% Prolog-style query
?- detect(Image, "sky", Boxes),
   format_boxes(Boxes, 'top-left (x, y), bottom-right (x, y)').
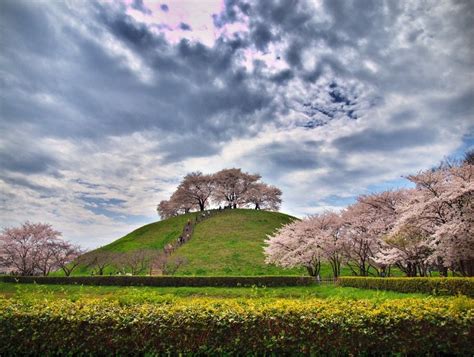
top-left (0, 0), bottom-right (473, 249)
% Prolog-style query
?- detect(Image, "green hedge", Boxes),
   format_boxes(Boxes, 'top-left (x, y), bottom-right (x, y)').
top-left (0, 275), bottom-right (315, 287)
top-left (0, 297), bottom-right (472, 355)
top-left (337, 277), bottom-right (474, 297)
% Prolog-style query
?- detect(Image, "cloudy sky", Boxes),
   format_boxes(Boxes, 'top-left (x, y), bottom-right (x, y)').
top-left (1, 0), bottom-right (473, 249)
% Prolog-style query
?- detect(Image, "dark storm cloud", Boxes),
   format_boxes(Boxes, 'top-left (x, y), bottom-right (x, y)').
top-left (179, 22), bottom-right (192, 31)
top-left (251, 24), bottom-right (273, 51)
top-left (284, 41), bottom-right (303, 69)
top-left (100, 11), bottom-right (159, 48)
top-left (271, 69), bottom-right (294, 84)
top-left (1, 0), bottom-right (473, 240)
top-left (131, 0), bottom-right (151, 15)
top-left (0, 175), bottom-right (56, 195)
top-left (245, 140), bottom-right (323, 173)
top-left (333, 127), bottom-right (439, 153)
top-left (2, 0), bottom-right (469, 179)
top-left (0, 149), bottom-right (57, 175)
top-left (0, 0), bottom-right (279, 169)
top-left (158, 135), bottom-right (222, 163)
top-left (0, 0), bottom-right (59, 56)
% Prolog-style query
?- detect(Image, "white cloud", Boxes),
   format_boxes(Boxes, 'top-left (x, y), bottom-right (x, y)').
top-left (0, 0), bottom-right (472, 248)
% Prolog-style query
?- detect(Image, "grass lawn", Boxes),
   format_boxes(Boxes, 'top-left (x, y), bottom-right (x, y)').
top-left (0, 282), bottom-right (434, 303)
top-left (170, 209), bottom-right (306, 276)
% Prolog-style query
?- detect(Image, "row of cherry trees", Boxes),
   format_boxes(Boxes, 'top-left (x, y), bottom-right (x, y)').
top-left (157, 168), bottom-right (282, 219)
top-left (76, 250), bottom-right (187, 276)
top-left (0, 222), bottom-right (185, 276)
top-left (0, 223), bottom-right (186, 276)
top-left (0, 222), bottom-right (84, 276)
top-left (265, 157), bottom-right (473, 277)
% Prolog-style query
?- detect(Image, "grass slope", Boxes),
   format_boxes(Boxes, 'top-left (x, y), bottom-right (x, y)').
top-left (170, 209), bottom-right (304, 276)
top-left (71, 209), bottom-right (356, 277)
top-left (69, 213), bottom-right (198, 275)
top-left (99, 213), bottom-right (198, 252)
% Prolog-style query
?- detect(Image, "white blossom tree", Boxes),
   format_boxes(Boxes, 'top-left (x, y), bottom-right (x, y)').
top-left (264, 212), bottom-right (344, 277)
top-left (177, 172), bottom-right (214, 211)
top-left (212, 168), bottom-right (260, 208)
top-left (374, 224), bottom-right (432, 276)
top-left (392, 163), bottom-right (473, 276)
top-left (242, 183), bottom-right (282, 210)
top-left (0, 222), bottom-right (83, 276)
top-left (341, 190), bottom-right (407, 276)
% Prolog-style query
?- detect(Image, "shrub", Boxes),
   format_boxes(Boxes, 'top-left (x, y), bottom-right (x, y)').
top-left (337, 277), bottom-right (474, 297)
top-left (0, 275), bottom-right (315, 287)
top-left (0, 296), bottom-right (472, 355)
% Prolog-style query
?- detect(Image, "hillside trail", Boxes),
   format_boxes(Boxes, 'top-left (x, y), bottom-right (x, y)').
top-left (150, 208), bottom-right (228, 275)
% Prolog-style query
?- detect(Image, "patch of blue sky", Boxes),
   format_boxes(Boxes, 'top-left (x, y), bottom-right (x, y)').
top-left (320, 195), bottom-right (356, 207)
top-left (365, 178), bottom-right (415, 194)
top-left (453, 135), bottom-right (474, 158)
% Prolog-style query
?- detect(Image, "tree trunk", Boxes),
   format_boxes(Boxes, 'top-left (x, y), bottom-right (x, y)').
top-left (330, 260), bottom-right (341, 278)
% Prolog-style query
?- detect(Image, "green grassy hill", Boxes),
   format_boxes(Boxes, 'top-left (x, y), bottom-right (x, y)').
top-left (72, 209), bottom-right (357, 277)
top-left (73, 209), bottom-right (309, 276)
top-left (170, 209), bottom-right (304, 276)
top-left (99, 213), bottom-right (199, 253)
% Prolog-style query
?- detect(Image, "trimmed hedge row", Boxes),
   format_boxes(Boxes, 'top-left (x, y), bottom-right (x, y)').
top-left (0, 297), bottom-right (472, 355)
top-left (337, 277), bottom-right (474, 297)
top-left (0, 275), bottom-right (315, 287)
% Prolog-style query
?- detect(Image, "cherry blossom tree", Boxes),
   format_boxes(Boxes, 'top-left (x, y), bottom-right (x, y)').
top-left (157, 188), bottom-right (196, 219)
top-left (341, 190), bottom-right (407, 276)
top-left (316, 212), bottom-right (345, 278)
top-left (157, 168), bottom-right (282, 217)
top-left (177, 172), bottom-right (214, 211)
top-left (265, 212), bottom-right (344, 277)
top-left (78, 251), bottom-right (115, 275)
top-left (243, 183), bottom-right (282, 210)
top-left (464, 149), bottom-right (474, 165)
top-left (212, 168), bottom-right (260, 208)
top-left (114, 249), bottom-right (158, 275)
top-left (0, 222), bottom-right (62, 276)
top-left (51, 241), bottom-right (84, 276)
top-left (157, 199), bottom-right (178, 219)
top-left (149, 253), bottom-right (188, 275)
top-left (374, 224), bottom-right (432, 276)
top-left (392, 162), bottom-right (474, 276)
top-left (264, 217), bottom-right (323, 276)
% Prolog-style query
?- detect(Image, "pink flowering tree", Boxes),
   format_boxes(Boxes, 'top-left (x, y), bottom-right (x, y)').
top-left (264, 212), bottom-right (344, 277)
top-left (374, 224), bottom-right (432, 276)
top-left (341, 190), bottom-right (407, 276)
top-left (242, 183), bottom-right (282, 210)
top-left (51, 241), bottom-right (84, 276)
top-left (158, 168), bottom-right (282, 217)
top-left (0, 222), bottom-right (82, 276)
top-left (212, 168), bottom-right (261, 209)
top-left (157, 188), bottom-right (197, 219)
top-left (392, 162), bottom-right (474, 276)
top-left (177, 172), bottom-right (215, 211)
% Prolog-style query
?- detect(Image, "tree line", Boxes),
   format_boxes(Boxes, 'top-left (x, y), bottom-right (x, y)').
top-left (265, 152), bottom-right (473, 278)
top-left (75, 250), bottom-right (187, 276)
top-left (157, 168), bottom-right (282, 219)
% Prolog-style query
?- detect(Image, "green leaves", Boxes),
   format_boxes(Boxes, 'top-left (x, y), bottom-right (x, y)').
top-left (0, 296), bottom-right (472, 355)
top-left (338, 277), bottom-right (474, 297)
